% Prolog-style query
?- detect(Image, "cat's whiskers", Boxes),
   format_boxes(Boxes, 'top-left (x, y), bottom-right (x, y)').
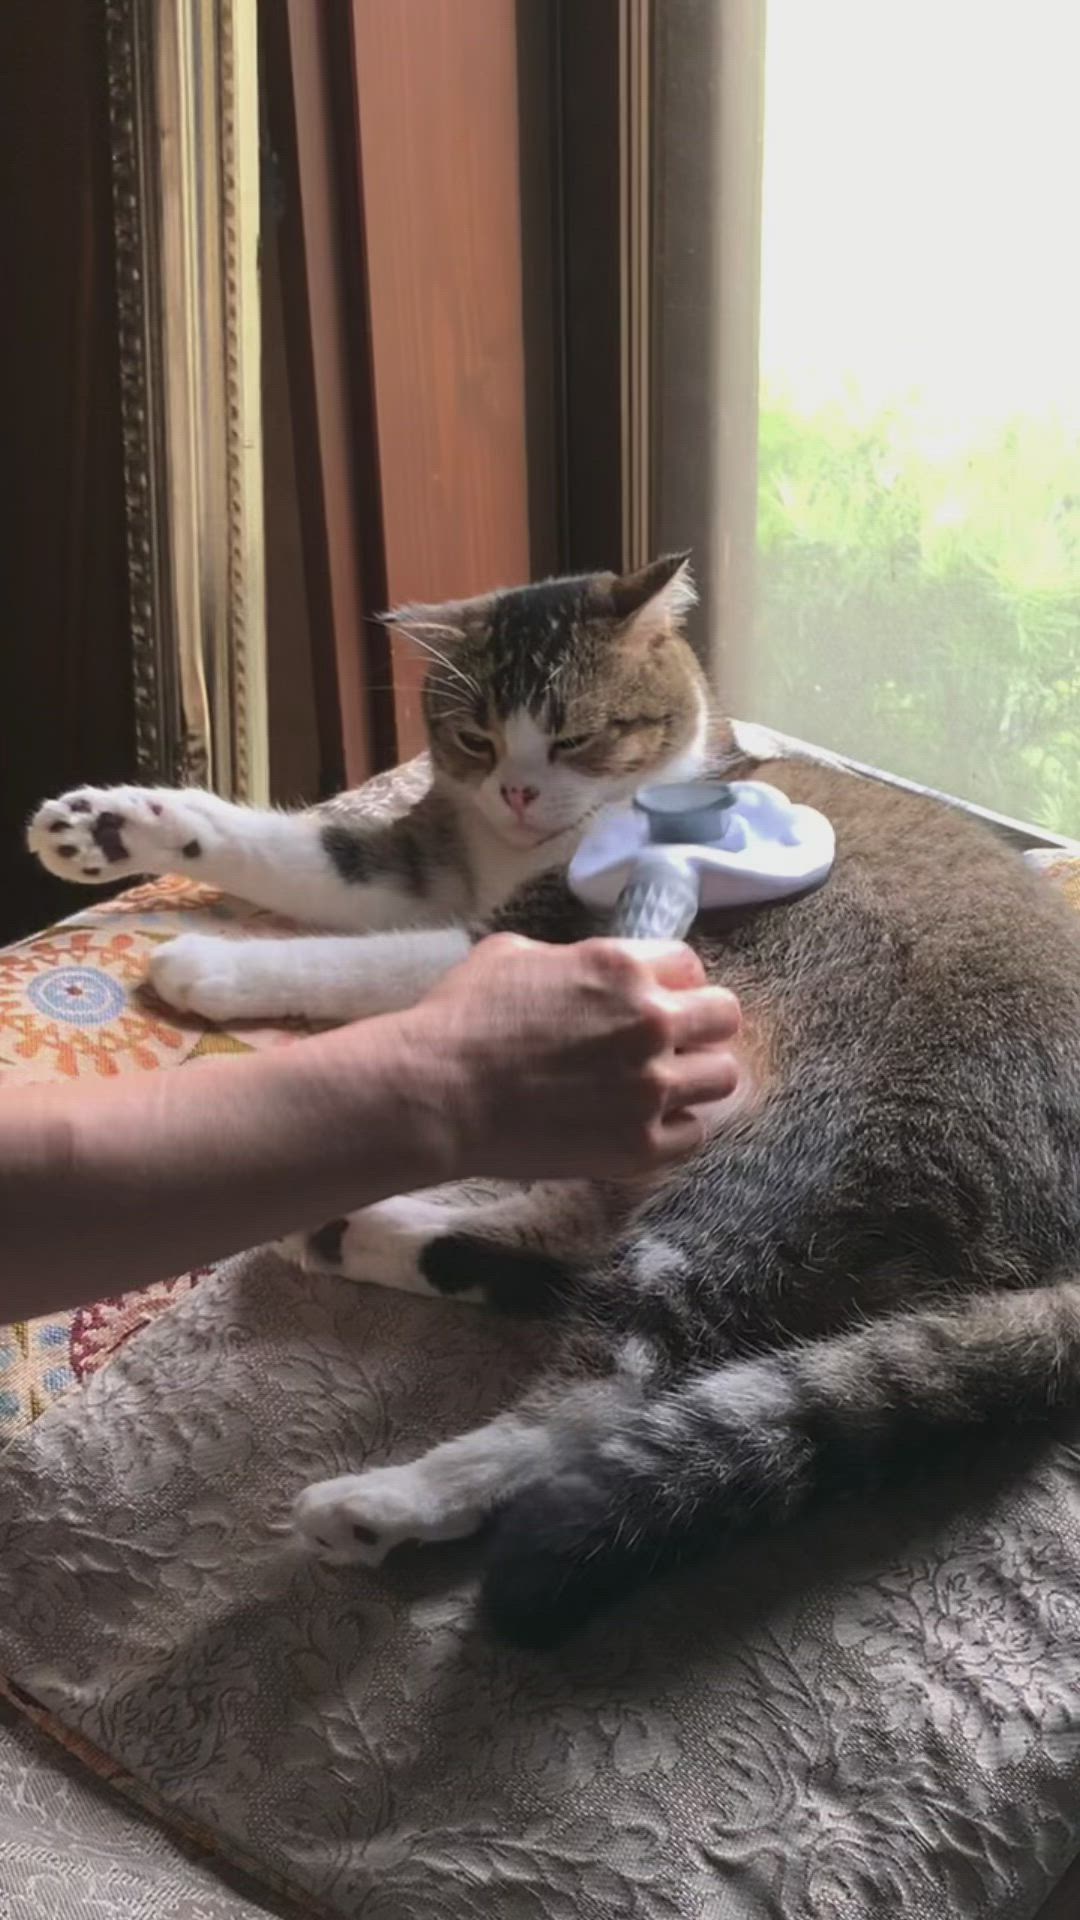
top-left (401, 631), bottom-right (482, 699)
top-left (425, 690), bottom-right (481, 725)
top-left (423, 675), bottom-right (470, 702)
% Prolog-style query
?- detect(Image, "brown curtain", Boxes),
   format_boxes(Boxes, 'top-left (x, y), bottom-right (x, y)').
top-left (263, 0), bottom-right (547, 788)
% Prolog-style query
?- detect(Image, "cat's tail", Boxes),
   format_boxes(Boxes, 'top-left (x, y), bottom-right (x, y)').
top-left (484, 1277), bottom-right (1080, 1646)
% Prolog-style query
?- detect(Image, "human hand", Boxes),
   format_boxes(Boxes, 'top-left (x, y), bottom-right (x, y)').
top-left (401, 933), bottom-right (741, 1182)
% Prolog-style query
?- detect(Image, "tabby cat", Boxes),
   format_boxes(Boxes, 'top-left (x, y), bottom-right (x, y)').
top-left (29, 556), bottom-right (1080, 1647)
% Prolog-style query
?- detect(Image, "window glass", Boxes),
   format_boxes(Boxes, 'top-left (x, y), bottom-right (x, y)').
top-left (751, 0), bottom-right (1080, 832)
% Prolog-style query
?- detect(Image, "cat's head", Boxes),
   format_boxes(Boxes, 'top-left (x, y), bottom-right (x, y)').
top-left (388, 555), bottom-right (715, 846)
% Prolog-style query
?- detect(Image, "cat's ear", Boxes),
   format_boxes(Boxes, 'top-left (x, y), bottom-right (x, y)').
top-left (383, 591), bottom-right (498, 648)
top-left (607, 553), bottom-right (697, 641)
top-left (381, 600), bottom-right (470, 646)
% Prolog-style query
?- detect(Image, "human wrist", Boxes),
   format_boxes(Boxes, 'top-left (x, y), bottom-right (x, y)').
top-left (376, 1001), bottom-right (489, 1185)
top-left (313, 1008), bottom-right (466, 1194)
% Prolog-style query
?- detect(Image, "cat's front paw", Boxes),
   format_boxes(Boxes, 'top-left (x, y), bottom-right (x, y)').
top-left (148, 933), bottom-right (249, 1021)
top-left (294, 1464), bottom-right (484, 1565)
top-left (27, 785), bottom-right (218, 884)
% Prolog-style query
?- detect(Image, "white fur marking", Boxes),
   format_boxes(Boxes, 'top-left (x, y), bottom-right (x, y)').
top-left (632, 1236), bottom-right (689, 1286)
top-left (691, 1361), bottom-right (795, 1425)
top-left (616, 1337), bottom-right (660, 1387)
top-left (503, 712), bottom-right (551, 771)
top-left (298, 1194), bottom-right (483, 1300)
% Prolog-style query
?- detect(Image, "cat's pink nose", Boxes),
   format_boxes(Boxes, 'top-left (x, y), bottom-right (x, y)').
top-left (500, 783), bottom-right (539, 820)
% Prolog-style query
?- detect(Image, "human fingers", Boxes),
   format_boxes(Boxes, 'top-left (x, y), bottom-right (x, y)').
top-left (639, 1107), bottom-right (709, 1167)
top-left (661, 1046), bottom-right (740, 1111)
top-left (615, 939), bottom-right (709, 992)
top-left (654, 984), bottom-right (742, 1053)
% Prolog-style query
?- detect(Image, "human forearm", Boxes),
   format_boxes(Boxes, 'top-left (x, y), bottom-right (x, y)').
top-left (0, 1020), bottom-right (448, 1319)
top-left (0, 935), bottom-right (741, 1324)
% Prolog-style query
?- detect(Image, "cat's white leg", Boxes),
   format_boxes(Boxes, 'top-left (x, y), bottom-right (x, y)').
top-left (286, 1184), bottom-right (614, 1295)
top-left (293, 1417), bottom-right (556, 1565)
top-left (149, 927), bottom-right (471, 1022)
top-left (27, 784), bottom-right (463, 933)
top-left (282, 1195), bottom-right (483, 1295)
top-left (30, 786), bottom-right (340, 920)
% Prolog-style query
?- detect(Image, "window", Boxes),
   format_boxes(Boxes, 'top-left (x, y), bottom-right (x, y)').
top-left (749, 0), bottom-right (1080, 835)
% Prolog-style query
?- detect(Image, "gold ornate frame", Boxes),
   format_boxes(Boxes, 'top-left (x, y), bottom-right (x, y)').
top-left (104, 0), bottom-right (268, 802)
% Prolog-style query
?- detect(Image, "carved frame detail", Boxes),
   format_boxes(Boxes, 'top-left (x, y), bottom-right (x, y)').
top-left (104, 0), bottom-right (268, 800)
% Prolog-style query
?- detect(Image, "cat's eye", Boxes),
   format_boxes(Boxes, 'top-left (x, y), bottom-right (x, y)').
top-left (456, 729), bottom-right (492, 757)
top-left (553, 732), bottom-right (594, 756)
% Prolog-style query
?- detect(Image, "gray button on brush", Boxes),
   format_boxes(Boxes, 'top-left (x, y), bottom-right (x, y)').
top-left (632, 780), bottom-right (738, 845)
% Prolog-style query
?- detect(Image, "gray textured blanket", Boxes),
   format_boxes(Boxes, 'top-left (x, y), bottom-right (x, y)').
top-left (1, 1252), bottom-right (1079, 1918)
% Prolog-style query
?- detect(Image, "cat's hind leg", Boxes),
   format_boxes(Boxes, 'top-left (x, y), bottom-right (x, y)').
top-left (285, 1182), bottom-right (622, 1310)
top-left (293, 1413), bottom-right (557, 1565)
top-left (293, 1345), bottom-right (654, 1567)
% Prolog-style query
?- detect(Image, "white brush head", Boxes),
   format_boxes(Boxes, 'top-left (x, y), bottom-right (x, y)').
top-left (569, 780), bottom-right (836, 922)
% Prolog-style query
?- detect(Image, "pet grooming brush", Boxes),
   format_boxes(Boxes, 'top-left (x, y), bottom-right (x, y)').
top-left (568, 778), bottom-right (835, 939)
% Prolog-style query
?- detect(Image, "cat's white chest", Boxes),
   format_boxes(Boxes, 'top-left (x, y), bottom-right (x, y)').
top-left (470, 834), bottom-right (576, 916)
top-left (465, 817), bottom-right (597, 917)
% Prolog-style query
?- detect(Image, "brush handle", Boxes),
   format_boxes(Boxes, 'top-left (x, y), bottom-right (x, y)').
top-left (611, 865), bottom-right (700, 941)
